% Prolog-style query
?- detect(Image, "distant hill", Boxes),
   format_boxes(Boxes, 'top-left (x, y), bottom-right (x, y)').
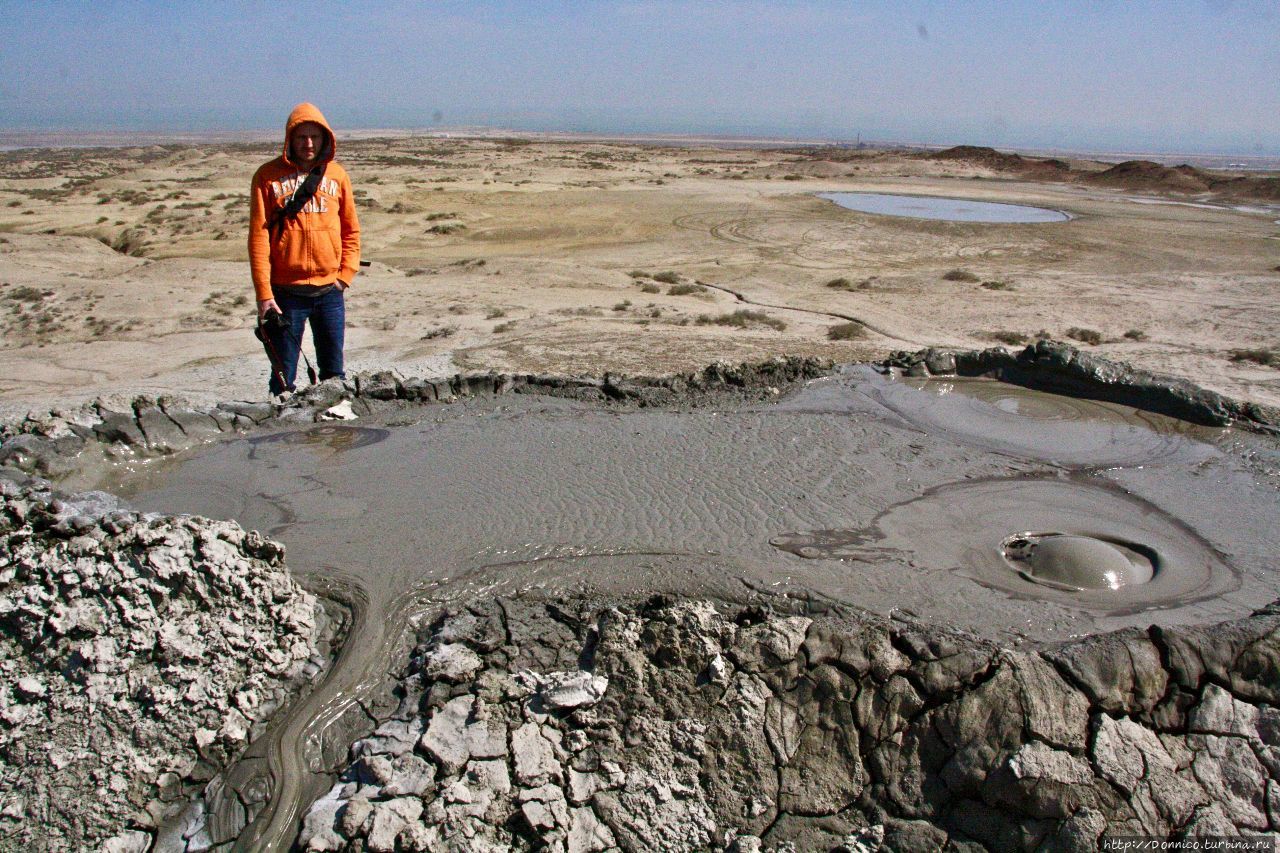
top-left (924, 147), bottom-right (1280, 202)
top-left (924, 145), bottom-right (1070, 179)
top-left (1206, 174), bottom-right (1280, 202)
top-left (1080, 160), bottom-right (1213, 193)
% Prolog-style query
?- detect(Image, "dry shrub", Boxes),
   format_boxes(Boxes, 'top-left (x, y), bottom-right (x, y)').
top-left (696, 310), bottom-right (786, 331)
top-left (653, 271), bottom-right (681, 284)
top-left (1066, 327), bottom-right (1103, 345)
top-left (667, 283), bottom-right (703, 296)
top-left (827, 322), bottom-right (865, 341)
top-left (1229, 348), bottom-right (1277, 367)
top-left (986, 330), bottom-right (1028, 346)
top-left (943, 269), bottom-right (980, 282)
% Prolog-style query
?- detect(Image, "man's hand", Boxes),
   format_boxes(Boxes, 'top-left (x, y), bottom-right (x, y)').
top-left (336, 280), bottom-right (349, 292)
top-left (257, 298), bottom-right (280, 321)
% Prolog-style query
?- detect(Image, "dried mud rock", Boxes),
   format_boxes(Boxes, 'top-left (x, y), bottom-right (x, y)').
top-left (0, 477), bottom-right (324, 851)
top-left (300, 595), bottom-right (1280, 851)
top-left (883, 340), bottom-right (1280, 433)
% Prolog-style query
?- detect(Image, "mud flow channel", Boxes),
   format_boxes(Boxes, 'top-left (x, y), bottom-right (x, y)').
top-left (113, 366), bottom-right (1278, 642)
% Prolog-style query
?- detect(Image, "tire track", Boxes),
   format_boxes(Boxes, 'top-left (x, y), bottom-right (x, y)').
top-left (694, 279), bottom-right (916, 345)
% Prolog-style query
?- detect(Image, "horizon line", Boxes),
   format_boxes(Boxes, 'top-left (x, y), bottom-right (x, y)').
top-left (0, 125), bottom-right (1277, 165)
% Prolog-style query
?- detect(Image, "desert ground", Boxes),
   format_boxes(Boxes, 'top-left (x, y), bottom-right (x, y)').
top-left (4, 136), bottom-right (1280, 850)
top-left (0, 136), bottom-right (1277, 418)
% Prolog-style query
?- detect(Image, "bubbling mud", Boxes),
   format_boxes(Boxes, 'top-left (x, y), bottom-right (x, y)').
top-left (770, 477), bottom-right (1238, 616)
top-left (1000, 532), bottom-right (1155, 591)
top-left (250, 424), bottom-right (390, 454)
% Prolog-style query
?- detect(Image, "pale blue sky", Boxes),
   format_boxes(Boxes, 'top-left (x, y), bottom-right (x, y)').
top-left (1, 0), bottom-right (1276, 154)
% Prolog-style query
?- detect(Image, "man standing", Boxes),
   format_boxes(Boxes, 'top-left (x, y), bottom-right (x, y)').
top-left (248, 102), bottom-right (360, 396)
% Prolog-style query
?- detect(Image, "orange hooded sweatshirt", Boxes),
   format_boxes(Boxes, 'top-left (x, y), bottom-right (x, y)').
top-left (248, 103), bottom-right (361, 302)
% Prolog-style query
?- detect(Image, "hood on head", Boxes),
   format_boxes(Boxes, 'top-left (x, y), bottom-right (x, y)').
top-left (283, 102), bottom-right (336, 167)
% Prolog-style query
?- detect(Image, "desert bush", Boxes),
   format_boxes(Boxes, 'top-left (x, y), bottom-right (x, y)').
top-left (639, 283), bottom-right (661, 294)
top-left (421, 325), bottom-right (457, 340)
top-left (6, 286), bottom-right (47, 303)
top-left (485, 308), bottom-right (507, 319)
top-left (627, 270), bottom-right (650, 279)
top-left (943, 269), bottom-right (980, 282)
top-left (827, 322), bottom-right (865, 340)
top-left (981, 280), bottom-right (1012, 291)
top-left (1066, 327), bottom-right (1103, 345)
top-left (492, 320), bottom-right (518, 334)
top-left (986, 330), bottom-right (1028, 346)
top-left (653, 271), bottom-right (681, 284)
top-left (425, 212), bottom-right (459, 221)
top-left (427, 223), bottom-right (465, 235)
top-left (825, 277), bottom-right (854, 290)
top-left (667, 283), bottom-right (703, 296)
top-left (613, 300), bottom-right (632, 312)
top-left (1229, 348), bottom-right (1277, 367)
top-left (1123, 329), bottom-right (1147, 341)
top-left (696, 309), bottom-right (786, 331)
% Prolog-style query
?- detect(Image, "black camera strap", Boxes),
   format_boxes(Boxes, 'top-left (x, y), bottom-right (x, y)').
top-left (266, 160), bottom-right (327, 241)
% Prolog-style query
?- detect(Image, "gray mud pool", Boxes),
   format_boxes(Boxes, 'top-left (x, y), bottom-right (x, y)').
top-left (819, 191), bottom-right (1072, 222)
top-left (112, 366), bottom-right (1279, 644)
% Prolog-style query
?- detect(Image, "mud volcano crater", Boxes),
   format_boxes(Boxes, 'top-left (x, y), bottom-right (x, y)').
top-left (2, 346), bottom-right (1279, 850)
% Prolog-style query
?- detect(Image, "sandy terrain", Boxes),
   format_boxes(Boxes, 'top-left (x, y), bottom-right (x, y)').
top-left (1, 137), bottom-right (1277, 417)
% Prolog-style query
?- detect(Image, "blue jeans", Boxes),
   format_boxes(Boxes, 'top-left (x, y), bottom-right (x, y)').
top-left (264, 287), bottom-right (345, 395)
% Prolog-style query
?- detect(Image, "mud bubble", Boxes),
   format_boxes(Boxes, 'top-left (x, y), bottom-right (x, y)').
top-left (1000, 531), bottom-right (1155, 591)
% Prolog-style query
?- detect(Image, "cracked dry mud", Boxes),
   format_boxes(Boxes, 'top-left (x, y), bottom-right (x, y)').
top-left (0, 348), bottom-right (1278, 850)
top-left (296, 594), bottom-right (1280, 852)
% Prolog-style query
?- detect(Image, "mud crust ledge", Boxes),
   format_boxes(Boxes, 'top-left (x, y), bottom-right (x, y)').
top-left (2, 344), bottom-right (1276, 482)
top-left (881, 339), bottom-right (1280, 434)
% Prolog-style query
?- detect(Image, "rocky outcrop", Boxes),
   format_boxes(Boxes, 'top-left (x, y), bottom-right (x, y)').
top-left (0, 357), bottom-right (832, 482)
top-left (0, 477), bottom-right (325, 851)
top-left (298, 595), bottom-right (1280, 851)
top-left (883, 340), bottom-right (1280, 433)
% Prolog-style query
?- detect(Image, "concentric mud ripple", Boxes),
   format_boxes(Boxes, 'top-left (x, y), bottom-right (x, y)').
top-left (770, 477), bottom-right (1239, 615)
top-left (250, 424), bottom-right (390, 455)
top-left (865, 373), bottom-right (1220, 466)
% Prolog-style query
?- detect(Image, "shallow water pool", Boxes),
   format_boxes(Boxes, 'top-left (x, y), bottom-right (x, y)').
top-left (819, 191), bottom-right (1071, 223)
